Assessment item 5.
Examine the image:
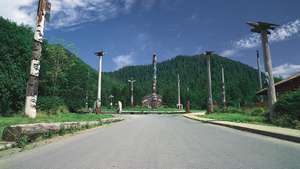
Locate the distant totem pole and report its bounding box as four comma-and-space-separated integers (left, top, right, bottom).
25, 0, 51, 118
142, 54, 162, 108
151, 54, 158, 108
206, 51, 214, 113
128, 78, 136, 107
186, 87, 191, 113
177, 74, 183, 110
256, 50, 264, 103
221, 66, 226, 109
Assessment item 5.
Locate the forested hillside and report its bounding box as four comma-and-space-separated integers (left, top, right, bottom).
0, 17, 262, 115
0, 17, 123, 115
109, 55, 262, 109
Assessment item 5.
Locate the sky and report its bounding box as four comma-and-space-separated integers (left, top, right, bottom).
1, 0, 300, 77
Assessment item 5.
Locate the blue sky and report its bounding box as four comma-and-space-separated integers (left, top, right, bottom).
1, 0, 300, 77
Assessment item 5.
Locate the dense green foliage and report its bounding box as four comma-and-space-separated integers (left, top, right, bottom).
0, 18, 33, 116
110, 55, 262, 109
0, 17, 121, 115
0, 17, 263, 115
273, 88, 300, 128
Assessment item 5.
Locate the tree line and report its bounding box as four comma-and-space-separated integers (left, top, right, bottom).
0, 17, 263, 116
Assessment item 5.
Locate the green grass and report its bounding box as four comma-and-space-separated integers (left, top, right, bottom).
201, 113, 265, 124
102, 106, 202, 113
0, 112, 113, 140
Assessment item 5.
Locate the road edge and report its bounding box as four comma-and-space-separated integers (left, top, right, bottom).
183, 113, 300, 143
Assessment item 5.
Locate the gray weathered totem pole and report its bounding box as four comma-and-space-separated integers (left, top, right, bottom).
206, 51, 214, 113
128, 78, 136, 107
186, 87, 191, 113
177, 74, 183, 110
221, 66, 226, 109
256, 50, 264, 103
95, 51, 105, 114
25, 0, 51, 118
85, 68, 90, 112
247, 21, 278, 120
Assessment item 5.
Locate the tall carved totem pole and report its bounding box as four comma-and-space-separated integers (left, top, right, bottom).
142, 54, 162, 108
25, 0, 51, 118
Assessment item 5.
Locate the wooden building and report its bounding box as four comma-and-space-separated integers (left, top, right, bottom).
256, 72, 300, 96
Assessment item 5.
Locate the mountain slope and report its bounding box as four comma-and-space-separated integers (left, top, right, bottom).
109, 55, 261, 109
0, 17, 122, 115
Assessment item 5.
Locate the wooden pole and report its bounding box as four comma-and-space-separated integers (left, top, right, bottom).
95, 51, 104, 114
221, 66, 226, 109
261, 30, 277, 119
128, 78, 136, 107
256, 50, 264, 103
247, 21, 279, 120
206, 52, 213, 113
177, 74, 183, 109
25, 0, 51, 118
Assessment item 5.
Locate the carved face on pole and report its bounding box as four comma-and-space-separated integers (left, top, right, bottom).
34, 0, 51, 42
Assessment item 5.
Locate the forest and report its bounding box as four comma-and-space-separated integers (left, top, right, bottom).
0, 17, 263, 116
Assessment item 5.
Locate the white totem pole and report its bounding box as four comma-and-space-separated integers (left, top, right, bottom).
95, 51, 104, 114
128, 78, 136, 107
221, 66, 226, 109
25, 0, 51, 118
248, 22, 278, 120
177, 74, 183, 109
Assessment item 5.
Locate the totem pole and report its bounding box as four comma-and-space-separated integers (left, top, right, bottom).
25, 0, 51, 118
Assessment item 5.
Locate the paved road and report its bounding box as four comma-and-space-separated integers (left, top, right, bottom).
1, 115, 300, 169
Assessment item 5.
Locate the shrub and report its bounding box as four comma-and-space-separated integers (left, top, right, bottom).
17, 134, 29, 149
43, 130, 54, 139
37, 96, 67, 114
273, 88, 300, 128
224, 107, 244, 114
249, 107, 266, 116
58, 125, 66, 136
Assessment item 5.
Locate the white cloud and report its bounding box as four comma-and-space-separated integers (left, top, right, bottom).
0, 0, 36, 26
273, 63, 300, 78
221, 19, 300, 57
0, 0, 137, 29
235, 19, 300, 49
220, 49, 238, 57
113, 53, 135, 69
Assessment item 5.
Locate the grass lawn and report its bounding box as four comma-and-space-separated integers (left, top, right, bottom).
0, 112, 113, 140
201, 113, 266, 124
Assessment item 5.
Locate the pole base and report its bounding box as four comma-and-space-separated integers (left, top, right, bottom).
25, 96, 37, 118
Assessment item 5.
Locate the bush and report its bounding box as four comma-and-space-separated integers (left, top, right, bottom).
37, 96, 67, 114
17, 134, 29, 149
222, 107, 244, 114
43, 130, 54, 139
273, 88, 300, 128
58, 125, 66, 136
249, 107, 266, 116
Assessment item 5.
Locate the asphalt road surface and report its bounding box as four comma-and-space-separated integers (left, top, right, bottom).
1, 115, 300, 169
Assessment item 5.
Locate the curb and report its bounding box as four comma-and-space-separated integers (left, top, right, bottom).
0, 117, 124, 151
121, 111, 186, 114
0, 142, 17, 151
183, 114, 300, 143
